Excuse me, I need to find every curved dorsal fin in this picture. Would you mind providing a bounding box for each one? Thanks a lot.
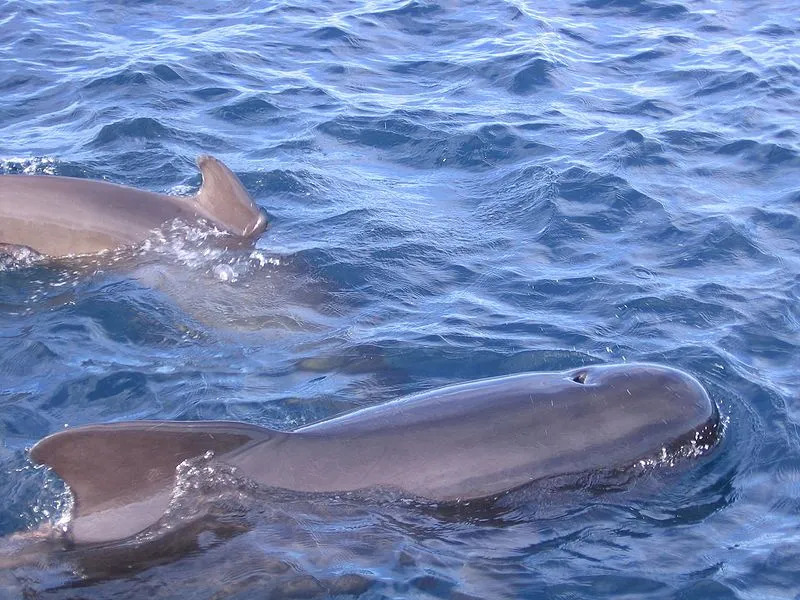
[194,155,267,237]
[30,420,275,544]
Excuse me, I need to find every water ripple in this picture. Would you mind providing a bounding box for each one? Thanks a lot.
[0,0,798,597]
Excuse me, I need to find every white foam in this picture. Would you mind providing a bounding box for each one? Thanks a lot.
[0,156,57,175]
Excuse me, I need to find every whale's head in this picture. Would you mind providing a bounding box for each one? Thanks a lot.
[560,363,720,455]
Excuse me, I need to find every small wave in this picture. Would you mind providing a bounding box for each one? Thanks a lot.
[755,22,798,37]
[692,70,760,98]
[213,96,281,123]
[557,166,667,220]
[603,129,673,168]
[715,139,799,166]
[580,0,689,19]
[83,68,149,91]
[189,86,237,101]
[319,113,555,169]
[471,52,559,95]
[308,25,364,49]
[90,117,176,147]
[152,64,184,83]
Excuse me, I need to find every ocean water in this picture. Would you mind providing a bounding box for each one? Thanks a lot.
[0,0,798,597]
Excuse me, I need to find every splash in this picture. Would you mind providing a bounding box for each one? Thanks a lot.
[636,414,725,470]
[9,460,73,540]
[133,452,258,545]
[0,156,57,175]
[135,219,282,281]
[0,245,45,271]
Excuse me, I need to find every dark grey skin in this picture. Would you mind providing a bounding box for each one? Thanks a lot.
[28,363,719,546]
[0,155,267,256]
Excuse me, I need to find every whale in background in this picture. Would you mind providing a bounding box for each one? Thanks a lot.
[27,363,719,547]
[0,155,267,257]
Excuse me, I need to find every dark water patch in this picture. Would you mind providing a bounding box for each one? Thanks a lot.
[410,573,458,597]
[319,115,549,170]
[194,49,274,86]
[617,294,743,330]
[308,25,363,49]
[319,115,418,149]
[558,26,590,44]
[264,137,318,154]
[470,165,557,231]
[693,283,748,306]
[239,168,318,201]
[389,59,472,81]
[660,219,772,269]
[755,22,798,37]
[663,34,692,44]
[715,139,799,167]
[267,84,339,113]
[516,119,559,132]
[152,64,184,83]
[750,207,800,238]
[0,340,59,378]
[724,324,797,366]
[213,96,281,123]
[369,0,444,36]
[660,129,722,153]
[556,167,668,232]
[692,71,759,98]
[602,129,673,168]
[90,117,175,147]
[189,87,237,104]
[579,0,689,20]
[697,23,728,34]
[620,48,670,63]
[83,68,149,90]
[472,52,558,95]
[63,280,189,345]
[0,72,50,94]
[41,369,156,419]
[511,58,554,95]
[0,401,51,438]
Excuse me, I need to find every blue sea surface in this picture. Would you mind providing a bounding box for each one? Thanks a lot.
[1,0,799,597]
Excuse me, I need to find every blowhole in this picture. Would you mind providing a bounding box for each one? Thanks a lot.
[572,371,588,384]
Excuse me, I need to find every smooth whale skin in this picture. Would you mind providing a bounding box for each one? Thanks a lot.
[29,363,719,546]
[0,155,267,257]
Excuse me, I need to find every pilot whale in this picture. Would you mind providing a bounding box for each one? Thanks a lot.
[0,155,267,257]
[28,363,719,547]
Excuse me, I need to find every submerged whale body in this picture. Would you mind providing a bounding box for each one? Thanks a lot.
[30,363,719,546]
[0,155,267,257]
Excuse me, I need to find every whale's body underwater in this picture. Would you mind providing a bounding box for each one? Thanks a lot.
[0,155,267,257]
[28,363,719,547]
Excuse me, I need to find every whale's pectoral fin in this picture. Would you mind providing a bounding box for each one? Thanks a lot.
[194,155,267,238]
[30,421,275,544]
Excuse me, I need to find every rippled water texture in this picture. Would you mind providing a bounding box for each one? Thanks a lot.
[1,0,799,597]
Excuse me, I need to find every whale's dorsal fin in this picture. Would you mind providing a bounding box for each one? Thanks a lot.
[30,420,276,544]
[194,155,267,237]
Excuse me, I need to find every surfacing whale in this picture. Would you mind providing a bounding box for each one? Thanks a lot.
[0,155,267,257]
[28,363,719,547]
